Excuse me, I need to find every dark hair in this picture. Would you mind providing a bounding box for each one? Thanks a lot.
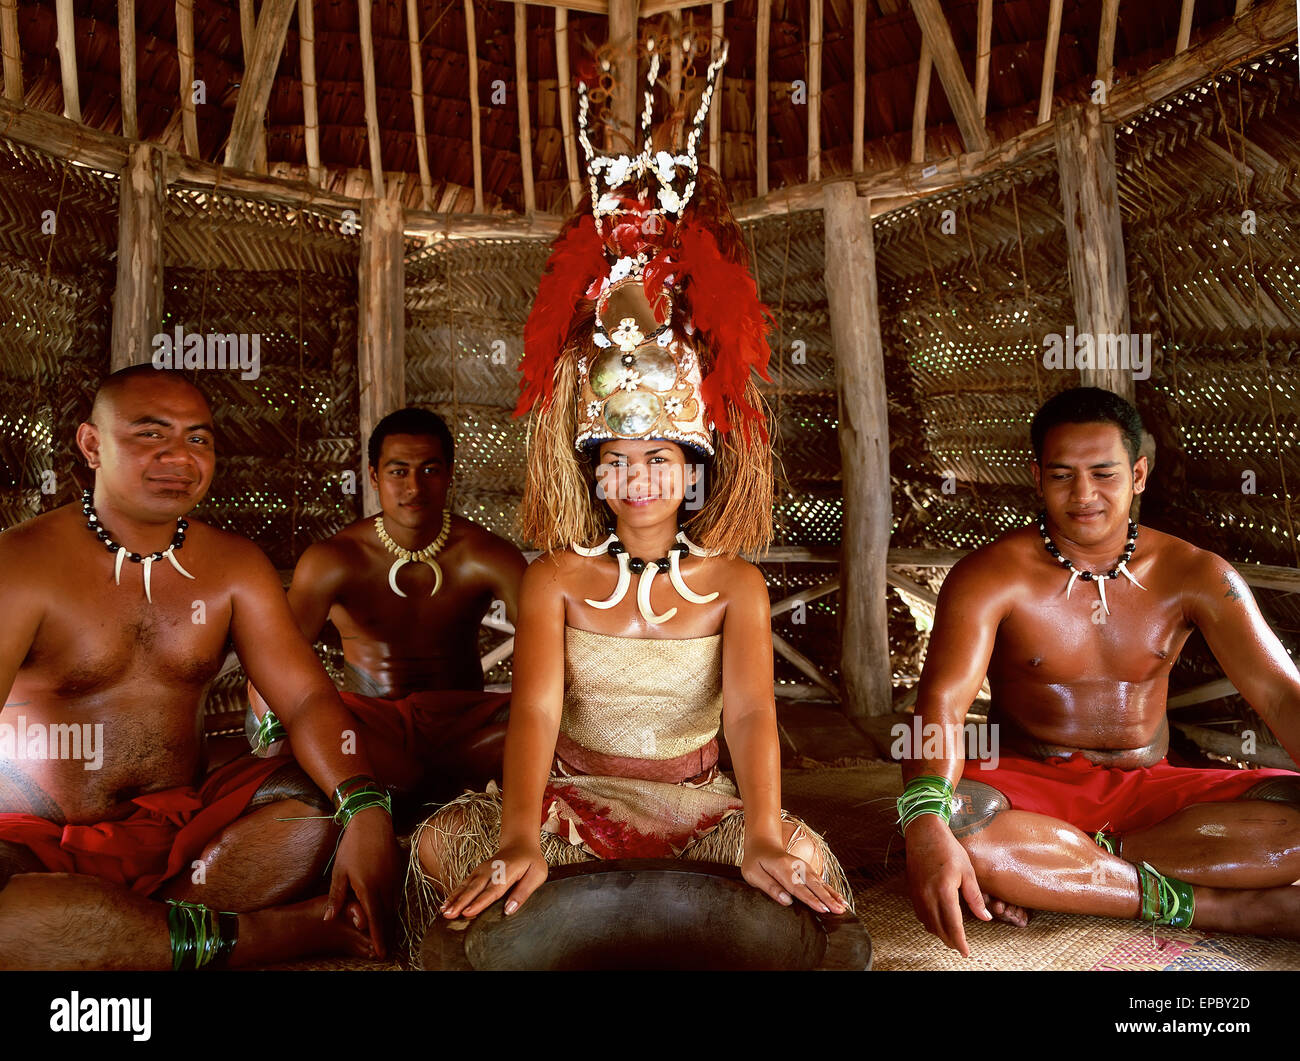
[367,407,454,469]
[1030,387,1144,464]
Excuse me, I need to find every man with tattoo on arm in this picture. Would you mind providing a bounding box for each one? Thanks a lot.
[901,387,1300,956]
[0,365,398,970]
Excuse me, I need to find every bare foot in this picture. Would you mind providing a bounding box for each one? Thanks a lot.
[230,895,377,968]
[982,892,1031,927]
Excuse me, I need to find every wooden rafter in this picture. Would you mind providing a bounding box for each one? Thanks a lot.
[852,0,865,173]
[808,0,822,182]
[226,0,295,172]
[1039,0,1064,124]
[175,0,199,157]
[515,3,535,213]
[1098,0,1120,91]
[55,0,80,122]
[1177,0,1196,53]
[502,0,604,11]
[405,0,432,209]
[556,8,581,209]
[974,0,991,119]
[756,0,770,195]
[118,0,137,137]
[709,1,724,171]
[238,0,268,171]
[465,0,485,213]
[669,12,682,150]
[911,36,931,164]
[908,0,987,153]
[0,0,19,103]
[299,0,322,185]
[358,0,384,194]
[607,0,637,152]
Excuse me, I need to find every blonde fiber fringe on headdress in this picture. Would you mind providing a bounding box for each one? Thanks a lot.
[516,359,775,559]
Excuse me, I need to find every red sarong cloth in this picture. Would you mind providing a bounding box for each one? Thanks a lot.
[0,754,284,895]
[975,749,1298,835]
[338,689,508,754]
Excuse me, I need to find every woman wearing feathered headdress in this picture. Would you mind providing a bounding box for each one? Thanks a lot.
[404,37,852,952]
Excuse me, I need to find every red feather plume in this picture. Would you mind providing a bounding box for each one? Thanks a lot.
[515,216,608,417]
[671,222,774,438]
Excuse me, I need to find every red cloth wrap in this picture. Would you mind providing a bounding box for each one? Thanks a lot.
[338,689,509,752]
[553,732,718,785]
[974,749,1298,834]
[0,754,284,895]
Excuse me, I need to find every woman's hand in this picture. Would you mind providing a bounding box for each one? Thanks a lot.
[741,839,849,915]
[439,840,549,920]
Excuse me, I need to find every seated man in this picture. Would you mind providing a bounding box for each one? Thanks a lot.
[902,386,1300,955]
[248,407,525,799]
[0,365,398,970]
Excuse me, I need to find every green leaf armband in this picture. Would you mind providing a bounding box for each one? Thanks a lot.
[250,708,288,754]
[896,775,957,835]
[166,899,238,971]
[332,774,392,831]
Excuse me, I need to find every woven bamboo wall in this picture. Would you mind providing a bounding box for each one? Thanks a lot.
[0,138,117,527]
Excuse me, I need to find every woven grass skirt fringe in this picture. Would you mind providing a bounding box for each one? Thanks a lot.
[402,784,855,964]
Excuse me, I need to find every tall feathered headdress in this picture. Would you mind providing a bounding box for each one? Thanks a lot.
[516,33,774,557]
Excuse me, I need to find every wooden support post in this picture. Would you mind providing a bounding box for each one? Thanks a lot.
[974,0,991,119]
[111,144,166,371]
[1234,0,1252,13]
[119,0,137,137]
[709,1,724,172]
[908,0,987,152]
[176,0,199,157]
[807,0,822,182]
[358,197,407,516]
[299,0,322,185]
[358,0,385,195]
[911,37,931,164]
[515,3,536,214]
[851,0,865,173]
[465,0,485,213]
[1176,0,1196,54]
[823,182,893,718]
[406,0,433,209]
[55,0,80,122]
[1038,0,1063,124]
[0,0,20,103]
[756,0,769,195]
[556,8,581,208]
[1054,104,1135,402]
[1098,0,1120,92]
[607,0,638,153]
[226,0,296,172]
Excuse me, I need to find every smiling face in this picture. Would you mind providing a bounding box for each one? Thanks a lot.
[1032,421,1148,546]
[369,433,452,533]
[77,372,216,520]
[595,439,699,530]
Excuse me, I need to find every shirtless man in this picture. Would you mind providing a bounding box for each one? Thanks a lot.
[902,386,1300,956]
[0,365,398,970]
[248,407,525,797]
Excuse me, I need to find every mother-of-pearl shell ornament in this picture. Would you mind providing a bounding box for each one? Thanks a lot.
[374,509,452,598]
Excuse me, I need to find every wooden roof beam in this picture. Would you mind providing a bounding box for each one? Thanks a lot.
[55,0,80,122]
[910,36,931,164]
[974,0,991,119]
[0,0,20,103]
[465,0,485,213]
[908,0,987,153]
[1097,0,1120,91]
[1176,0,1196,54]
[357,0,384,195]
[119,0,137,138]
[807,0,822,182]
[175,0,199,157]
[406,0,432,209]
[515,3,535,213]
[299,0,322,185]
[1038,0,1063,124]
[556,8,581,209]
[851,0,865,173]
[225,0,297,172]
[501,0,606,12]
[709,2,724,171]
[756,0,770,195]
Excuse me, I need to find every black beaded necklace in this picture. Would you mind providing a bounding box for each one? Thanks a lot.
[1036,511,1145,614]
[606,533,689,574]
[83,488,187,562]
[573,529,718,624]
[82,488,194,602]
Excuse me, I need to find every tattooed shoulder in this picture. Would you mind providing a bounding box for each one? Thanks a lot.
[1221,571,1244,602]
